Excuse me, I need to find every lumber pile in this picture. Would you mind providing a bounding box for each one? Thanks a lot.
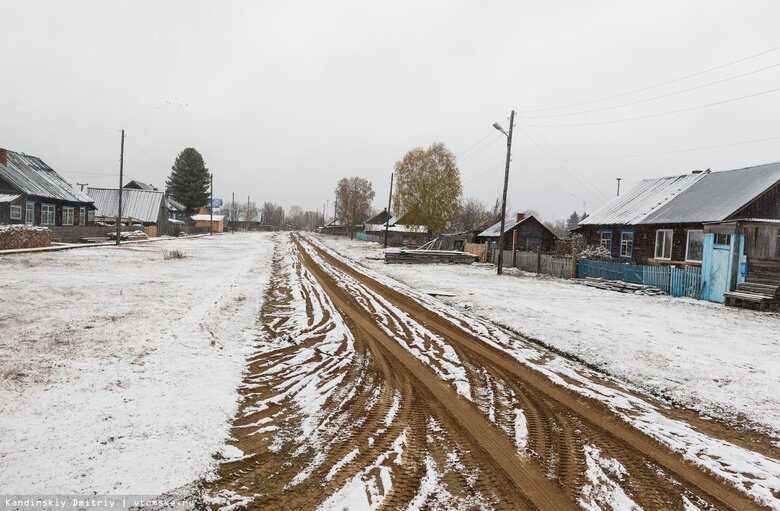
[574,277,665,296]
[0,225,51,250]
[385,249,477,265]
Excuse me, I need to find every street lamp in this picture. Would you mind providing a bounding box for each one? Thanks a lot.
[493,110,515,275]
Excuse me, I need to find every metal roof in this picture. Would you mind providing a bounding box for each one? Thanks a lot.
[87,187,164,223]
[0,193,21,203]
[165,197,185,211]
[643,162,780,224]
[192,214,225,221]
[123,180,158,191]
[0,149,94,203]
[579,172,707,226]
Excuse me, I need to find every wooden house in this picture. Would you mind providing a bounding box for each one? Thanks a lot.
[0,147,95,227]
[363,211,430,247]
[576,162,780,306]
[476,213,558,252]
[191,207,225,232]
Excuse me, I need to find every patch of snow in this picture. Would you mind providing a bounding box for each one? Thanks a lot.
[579,444,640,511]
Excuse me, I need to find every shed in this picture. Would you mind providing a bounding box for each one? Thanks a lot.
[477,213,558,252]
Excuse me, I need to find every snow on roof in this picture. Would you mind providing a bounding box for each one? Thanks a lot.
[478,215,543,238]
[0,149,94,203]
[0,193,21,203]
[191,214,225,221]
[643,162,780,224]
[88,187,164,223]
[580,172,706,226]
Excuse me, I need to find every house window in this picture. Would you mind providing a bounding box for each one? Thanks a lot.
[526,237,542,252]
[41,204,56,226]
[79,207,86,226]
[87,209,95,223]
[25,201,35,225]
[655,229,673,260]
[714,233,731,246]
[619,231,634,258]
[63,206,74,226]
[10,204,22,220]
[599,231,612,251]
[685,230,704,262]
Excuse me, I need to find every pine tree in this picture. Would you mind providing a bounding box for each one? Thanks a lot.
[566,211,580,230]
[166,148,211,215]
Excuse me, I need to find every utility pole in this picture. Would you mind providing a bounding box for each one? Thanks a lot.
[77,182,88,192]
[209,174,214,235]
[616,178,622,197]
[231,191,235,232]
[384,172,393,248]
[246,195,250,232]
[116,129,125,246]
[495,110,515,275]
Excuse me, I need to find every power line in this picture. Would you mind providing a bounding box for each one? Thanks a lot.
[514,134,780,162]
[0,96,115,135]
[517,43,780,114]
[524,86,780,128]
[460,136,503,166]
[515,117,609,203]
[523,61,780,119]
[457,130,499,157]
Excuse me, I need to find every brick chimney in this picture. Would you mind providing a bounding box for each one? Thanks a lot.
[516,212,525,222]
[0,148,7,167]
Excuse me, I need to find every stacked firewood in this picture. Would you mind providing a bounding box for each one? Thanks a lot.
[0,225,52,250]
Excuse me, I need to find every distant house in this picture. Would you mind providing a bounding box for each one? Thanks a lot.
[88,187,170,235]
[576,163,780,305]
[0,147,95,227]
[363,211,430,247]
[124,180,158,191]
[165,196,186,222]
[476,213,558,252]
[191,207,224,232]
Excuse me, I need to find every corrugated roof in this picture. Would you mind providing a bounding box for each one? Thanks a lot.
[643,162,780,224]
[0,193,21,203]
[165,197,185,211]
[87,187,164,223]
[0,149,94,203]
[579,172,707,226]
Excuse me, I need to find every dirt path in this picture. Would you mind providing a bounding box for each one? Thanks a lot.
[202,235,774,510]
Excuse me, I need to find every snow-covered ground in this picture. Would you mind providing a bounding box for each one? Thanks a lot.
[316,235,780,438]
[0,233,275,494]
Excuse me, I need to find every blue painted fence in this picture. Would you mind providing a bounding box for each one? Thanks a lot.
[355,233,381,243]
[577,259,702,298]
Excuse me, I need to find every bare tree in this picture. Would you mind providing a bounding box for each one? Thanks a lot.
[261,202,282,226]
[451,197,492,232]
[393,142,462,235]
[335,177,375,237]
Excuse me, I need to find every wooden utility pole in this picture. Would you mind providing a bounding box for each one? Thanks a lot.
[77,182,88,192]
[384,172,394,248]
[231,191,235,232]
[496,110,515,275]
[246,195,250,231]
[116,129,125,246]
[511,229,517,267]
[209,174,214,235]
[616,178,622,197]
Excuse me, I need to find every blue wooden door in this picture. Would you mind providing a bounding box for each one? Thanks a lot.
[708,244,731,302]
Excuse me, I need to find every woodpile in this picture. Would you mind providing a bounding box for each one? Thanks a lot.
[573,277,665,296]
[385,249,477,265]
[0,225,52,250]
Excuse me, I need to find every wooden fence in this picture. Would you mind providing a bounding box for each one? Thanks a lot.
[464,242,488,263]
[490,249,575,278]
[577,259,702,298]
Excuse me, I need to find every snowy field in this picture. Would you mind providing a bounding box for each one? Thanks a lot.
[0,233,275,495]
[316,235,780,438]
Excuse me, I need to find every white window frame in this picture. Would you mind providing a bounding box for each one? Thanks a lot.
[79,206,86,226]
[685,229,704,262]
[41,203,56,226]
[25,201,35,225]
[62,206,74,226]
[655,229,673,260]
[10,204,22,220]
[599,231,612,251]
[619,231,634,258]
[87,209,95,223]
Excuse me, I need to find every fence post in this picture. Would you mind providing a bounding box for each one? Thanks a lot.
[536,246,541,275]
[511,230,517,267]
[571,249,578,279]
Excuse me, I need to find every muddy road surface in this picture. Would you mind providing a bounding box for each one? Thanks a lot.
[202,234,779,510]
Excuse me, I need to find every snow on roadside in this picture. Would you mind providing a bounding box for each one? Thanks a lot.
[579,444,640,511]
[0,233,275,495]
[313,235,780,438]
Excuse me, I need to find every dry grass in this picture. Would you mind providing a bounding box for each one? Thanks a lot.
[163,249,187,260]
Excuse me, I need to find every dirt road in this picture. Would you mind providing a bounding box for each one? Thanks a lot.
[202,235,776,510]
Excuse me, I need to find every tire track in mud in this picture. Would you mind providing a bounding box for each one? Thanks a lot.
[294,234,773,511]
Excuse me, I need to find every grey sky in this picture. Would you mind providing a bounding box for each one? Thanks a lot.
[2,0,780,221]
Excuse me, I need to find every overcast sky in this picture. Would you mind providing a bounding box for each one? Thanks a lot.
[3,1,780,221]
